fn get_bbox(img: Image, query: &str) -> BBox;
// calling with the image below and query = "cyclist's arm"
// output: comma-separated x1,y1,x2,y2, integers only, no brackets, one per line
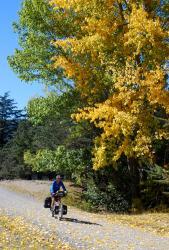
61,182,66,192
50,182,55,194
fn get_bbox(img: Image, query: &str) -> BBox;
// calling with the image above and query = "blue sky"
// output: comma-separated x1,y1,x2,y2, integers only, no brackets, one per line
0,0,44,109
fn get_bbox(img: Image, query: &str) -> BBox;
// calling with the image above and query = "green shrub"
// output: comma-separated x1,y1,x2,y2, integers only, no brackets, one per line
141,164,169,208
84,180,129,212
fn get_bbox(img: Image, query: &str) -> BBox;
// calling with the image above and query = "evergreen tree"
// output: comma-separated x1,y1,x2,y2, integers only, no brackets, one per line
0,92,25,147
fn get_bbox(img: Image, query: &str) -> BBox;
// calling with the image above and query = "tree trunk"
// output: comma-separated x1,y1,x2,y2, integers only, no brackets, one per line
127,157,142,211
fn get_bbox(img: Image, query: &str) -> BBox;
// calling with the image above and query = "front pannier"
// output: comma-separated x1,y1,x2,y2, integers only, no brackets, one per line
63,205,67,215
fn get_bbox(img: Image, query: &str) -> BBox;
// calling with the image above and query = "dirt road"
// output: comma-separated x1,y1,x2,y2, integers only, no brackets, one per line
0,184,169,249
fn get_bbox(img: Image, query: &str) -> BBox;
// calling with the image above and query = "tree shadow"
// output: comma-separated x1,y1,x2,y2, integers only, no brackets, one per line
61,217,102,226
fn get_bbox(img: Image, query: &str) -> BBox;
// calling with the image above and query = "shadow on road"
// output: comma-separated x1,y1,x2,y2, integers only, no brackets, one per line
61,217,102,226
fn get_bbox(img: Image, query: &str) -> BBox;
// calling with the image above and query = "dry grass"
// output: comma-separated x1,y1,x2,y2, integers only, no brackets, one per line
0,179,51,200
0,210,71,249
105,212,169,237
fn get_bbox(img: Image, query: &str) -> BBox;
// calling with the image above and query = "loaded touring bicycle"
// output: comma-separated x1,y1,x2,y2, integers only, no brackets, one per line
44,191,67,220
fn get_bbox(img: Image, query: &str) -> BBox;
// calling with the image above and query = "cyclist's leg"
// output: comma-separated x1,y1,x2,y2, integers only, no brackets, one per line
51,194,55,210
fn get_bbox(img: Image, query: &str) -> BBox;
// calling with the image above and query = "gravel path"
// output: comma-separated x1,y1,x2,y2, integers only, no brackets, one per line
0,186,169,250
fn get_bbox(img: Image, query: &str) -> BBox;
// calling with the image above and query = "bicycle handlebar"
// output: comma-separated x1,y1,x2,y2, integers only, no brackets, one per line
54,191,67,198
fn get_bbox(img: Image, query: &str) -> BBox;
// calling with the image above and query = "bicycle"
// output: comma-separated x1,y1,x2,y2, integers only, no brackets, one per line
51,191,67,220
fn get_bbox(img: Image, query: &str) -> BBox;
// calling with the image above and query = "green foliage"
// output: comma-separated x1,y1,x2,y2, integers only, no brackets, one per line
8,0,78,90
0,93,27,179
8,0,63,88
0,120,33,179
0,92,25,147
147,164,166,181
140,164,169,208
26,89,95,185
27,90,80,125
84,180,129,213
24,146,86,184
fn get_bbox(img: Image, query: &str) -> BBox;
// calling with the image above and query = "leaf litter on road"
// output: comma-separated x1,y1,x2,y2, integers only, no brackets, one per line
0,210,71,250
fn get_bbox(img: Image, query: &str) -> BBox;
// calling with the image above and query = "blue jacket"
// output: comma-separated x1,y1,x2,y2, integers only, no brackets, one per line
50,180,66,194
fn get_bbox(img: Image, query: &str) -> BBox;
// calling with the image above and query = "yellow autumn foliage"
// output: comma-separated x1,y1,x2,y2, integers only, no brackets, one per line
51,0,169,169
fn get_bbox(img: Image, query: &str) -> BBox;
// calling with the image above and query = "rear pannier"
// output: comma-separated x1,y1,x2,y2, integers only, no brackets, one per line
44,197,52,208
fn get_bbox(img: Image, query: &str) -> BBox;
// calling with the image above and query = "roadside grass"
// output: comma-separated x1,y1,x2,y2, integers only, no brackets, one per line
106,212,169,237
0,210,71,249
0,180,169,237
62,182,94,212
0,180,50,201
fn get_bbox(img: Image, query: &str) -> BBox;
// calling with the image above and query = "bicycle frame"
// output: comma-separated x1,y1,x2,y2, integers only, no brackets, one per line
52,191,66,220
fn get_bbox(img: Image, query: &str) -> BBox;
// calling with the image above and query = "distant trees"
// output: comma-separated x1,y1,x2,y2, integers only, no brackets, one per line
0,93,27,179
0,121,33,179
0,92,25,147
24,90,94,184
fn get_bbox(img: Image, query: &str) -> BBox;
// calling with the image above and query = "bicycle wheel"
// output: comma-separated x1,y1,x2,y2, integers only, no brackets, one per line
52,208,55,217
58,204,63,221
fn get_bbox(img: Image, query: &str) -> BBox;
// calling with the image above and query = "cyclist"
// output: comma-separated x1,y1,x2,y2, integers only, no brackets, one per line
50,175,67,210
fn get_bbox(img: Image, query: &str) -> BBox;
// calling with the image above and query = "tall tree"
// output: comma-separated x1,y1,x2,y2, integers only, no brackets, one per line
0,120,34,179
0,93,25,147
8,0,77,90
50,0,169,201
51,0,169,167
